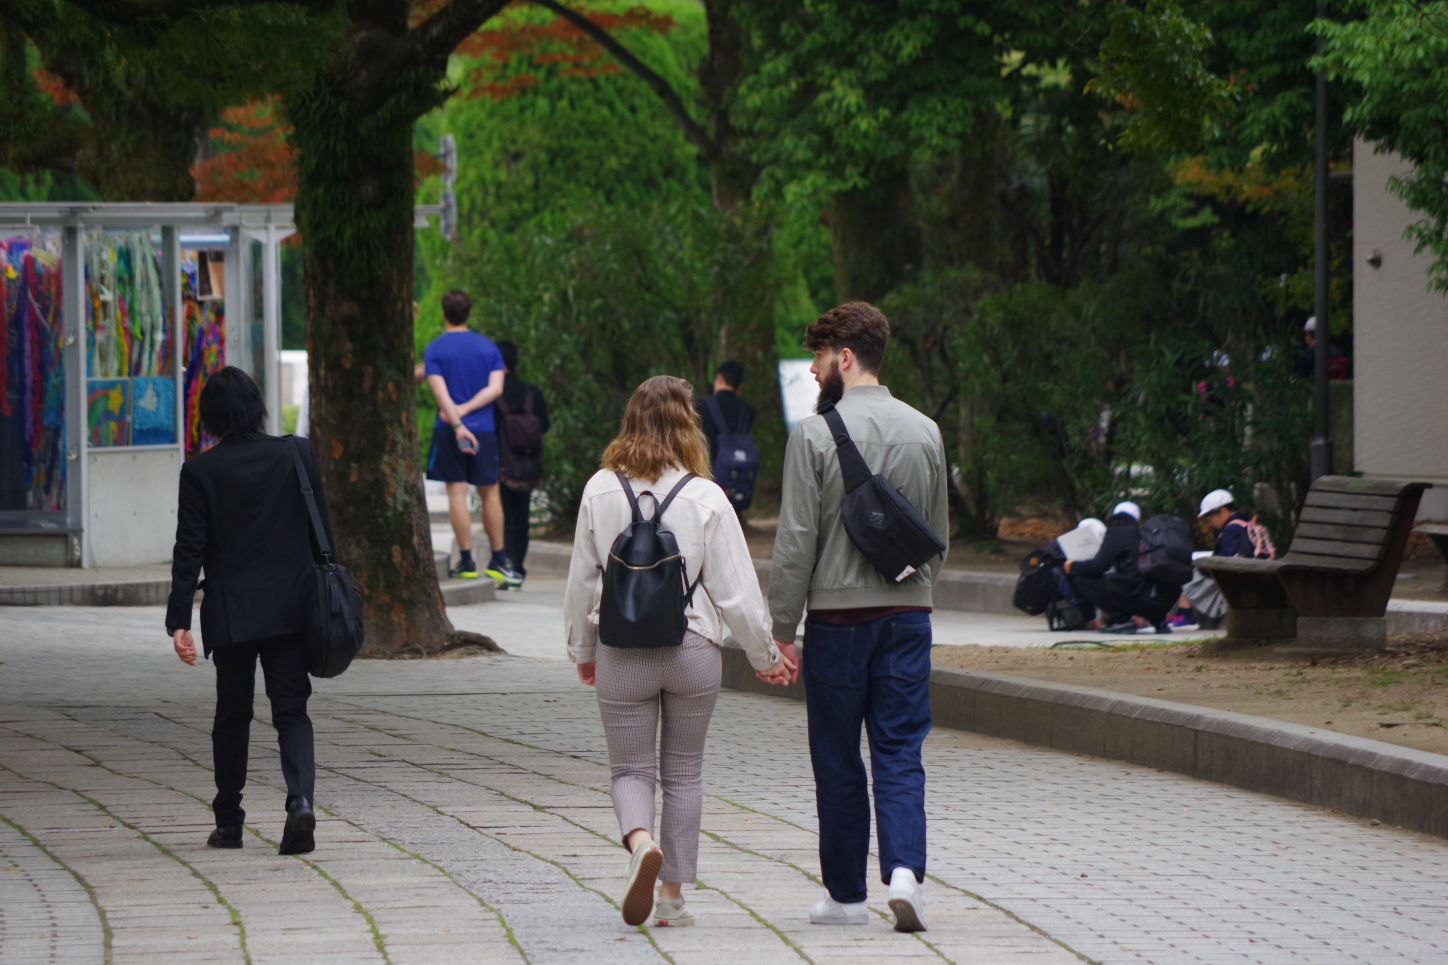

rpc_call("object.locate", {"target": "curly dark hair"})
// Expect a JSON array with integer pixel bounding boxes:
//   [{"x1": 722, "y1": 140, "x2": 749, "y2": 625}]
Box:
[{"x1": 804, "y1": 301, "x2": 890, "y2": 373}]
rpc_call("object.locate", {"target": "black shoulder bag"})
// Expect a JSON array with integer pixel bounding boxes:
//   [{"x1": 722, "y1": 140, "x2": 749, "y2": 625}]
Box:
[
  {"x1": 287, "y1": 437, "x2": 365, "y2": 677},
  {"x1": 820, "y1": 405, "x2": 946, "y2": 584}
]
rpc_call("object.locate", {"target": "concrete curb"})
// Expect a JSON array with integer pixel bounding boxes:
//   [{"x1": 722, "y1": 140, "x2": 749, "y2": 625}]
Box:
[{"x1": 718, "y1": 640, "x2": 1448, "y2": 839}]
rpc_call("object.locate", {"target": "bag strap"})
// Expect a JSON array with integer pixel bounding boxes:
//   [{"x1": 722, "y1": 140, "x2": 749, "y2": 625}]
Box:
[
  {"x1": 654, "y1": 472, "x2": 697, "y2": 521},
  {"x1": 701, "y1": 394, "x2": 728, "y2": 435},
  {"x1": 287, "y1": 436, "x2": 333, "y2": 563},
  {"x1": 820, "y1": 405, "x2": 873, "y2": 492},
  {"x1": 614, "y1": 471, "x2": 645, "y2": 524}
]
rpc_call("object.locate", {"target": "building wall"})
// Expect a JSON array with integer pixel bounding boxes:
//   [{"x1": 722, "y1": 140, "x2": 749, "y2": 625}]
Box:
[{"x1": 1352, "y1": 141, "x2": 1448, "y2": 518}]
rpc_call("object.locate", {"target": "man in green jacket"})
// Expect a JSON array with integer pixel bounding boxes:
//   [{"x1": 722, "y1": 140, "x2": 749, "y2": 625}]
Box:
[{"x1": 768, "y1": 301, "x2": 949, "y2": 933}]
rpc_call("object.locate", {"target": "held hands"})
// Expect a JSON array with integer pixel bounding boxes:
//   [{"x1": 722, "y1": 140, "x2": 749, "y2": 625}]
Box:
[
  {"x1": 755, "y1": 641, "x2": 799, "y2": 686},
  {"x1": 173, "y1": 629, "x2": 197, "y2": 666},
  {"x1": 577, "y1": 661, "x2": 596, "y2": 687}
]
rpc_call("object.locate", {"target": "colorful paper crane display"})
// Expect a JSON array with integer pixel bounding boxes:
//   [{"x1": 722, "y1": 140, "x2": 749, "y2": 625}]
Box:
[
  {"x1": 1, "y1": 236, "x2": 66, "y2": 512},
  {"x1": 84, "y1": 231, "x2": 175, "y2": 448}
]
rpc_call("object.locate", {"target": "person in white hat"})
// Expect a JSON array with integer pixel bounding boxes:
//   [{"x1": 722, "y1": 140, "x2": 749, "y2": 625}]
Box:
[
  {"x1": 1063, "y1": 500, "x2": 1173, "y2": 634},
  {"x1": 1175, "y1": 489, "x2": 1275, "y2": 629}
]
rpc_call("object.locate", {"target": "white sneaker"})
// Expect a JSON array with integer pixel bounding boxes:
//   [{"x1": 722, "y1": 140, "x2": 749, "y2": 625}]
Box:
[
  {"x1": 887, "y1": 867, "x2": 927, "y2": 933},
  {"x1": 810, "y1": 896, "x2": 869, "y2": 925},
  {"x1": 621, "y1": 842, "x2": 663, "y2": 926},
  {"x1": 653, "y1": 897, "x2": 695, "y2": 927}
]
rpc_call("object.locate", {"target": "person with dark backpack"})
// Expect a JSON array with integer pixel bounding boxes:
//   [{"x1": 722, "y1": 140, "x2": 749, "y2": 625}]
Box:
[
  {"x1": 1064, "y1": 501, "x2": 1178, "y2": 634},
  {"x1": 494, "y1": 341, "x2": 550, "y2": 583},
  {"x1": 564, "y1": 376, "x2": 793, "y2": 929},
  {"x1": 695, "y1": 360, "x2": 758, "y2": 514}
]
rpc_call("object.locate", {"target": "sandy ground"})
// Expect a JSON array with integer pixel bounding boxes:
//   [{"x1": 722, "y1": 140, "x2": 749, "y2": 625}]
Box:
[{"x1": 932, "y1": 634, "x2": 1448, "y2": 756}]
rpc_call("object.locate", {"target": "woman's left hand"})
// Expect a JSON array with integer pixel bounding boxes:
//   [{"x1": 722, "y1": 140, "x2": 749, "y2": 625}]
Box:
[
  {"x1": 577, "y1": 661, "x2": 596, "y2": 687},
  {"x1": 173, "y1": 629, "x2": 198, "y2": 666}
]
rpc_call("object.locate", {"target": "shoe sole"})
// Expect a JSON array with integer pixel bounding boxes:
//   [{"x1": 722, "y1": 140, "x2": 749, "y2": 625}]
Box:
[
  {"x1": 653, "y1": 916, "x2": 694, "y2": 927},
  {"x1": 622, "y1": 847, "x2": 662, "y2": 926},
  {"x1": 278, "y1": 812, "x2": 316, "y2": 856},
  {"x1": 451, "y1": 571, "x2": 479, "y2": 580},
  {"x1": 888, "y1": 896, "x2": 927, "y2": 933},
  {"x1": 483, "y1": 569, "x2": 523, "y2": 588}
]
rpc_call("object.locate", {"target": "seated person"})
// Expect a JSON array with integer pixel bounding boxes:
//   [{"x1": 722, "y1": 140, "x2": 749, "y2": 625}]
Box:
[
  {"x1": 1063, "y1": 501, "x2": 1175, "y2": 634},
  {"x1": 1176, "y1": 488, "x2": 1268, "y2": 628}
]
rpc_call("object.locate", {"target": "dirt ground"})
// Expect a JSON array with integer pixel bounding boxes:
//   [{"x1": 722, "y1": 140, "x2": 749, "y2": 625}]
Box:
[{"x1": 739, "y1": 515, "x2": 1448, "y2": 757}]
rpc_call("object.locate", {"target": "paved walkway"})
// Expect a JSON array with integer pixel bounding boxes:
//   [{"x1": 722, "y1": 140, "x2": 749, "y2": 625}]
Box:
[{"x1": 4, "y1": 587, "x2": 1448, "y2": 964}]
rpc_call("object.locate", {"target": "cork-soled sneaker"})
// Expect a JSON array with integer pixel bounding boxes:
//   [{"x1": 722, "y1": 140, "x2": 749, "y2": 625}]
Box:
[{"x1": 621, "y1": 842, "x2": 663, "y2": 926}]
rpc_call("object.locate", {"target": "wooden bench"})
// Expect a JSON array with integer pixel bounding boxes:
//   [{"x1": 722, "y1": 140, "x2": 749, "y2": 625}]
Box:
[
  {"x1": 1413, "y1": 523, "x2": 1448, "y2": 592},
  {"x1": 1197, "y1": 475, "x2": 1431, "y2": 649}
]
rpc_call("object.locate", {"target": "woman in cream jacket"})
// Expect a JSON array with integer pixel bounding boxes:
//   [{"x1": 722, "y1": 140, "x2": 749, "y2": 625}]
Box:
[{"x1": 564, "y1": 375, "x2": 793, "y2": 928}]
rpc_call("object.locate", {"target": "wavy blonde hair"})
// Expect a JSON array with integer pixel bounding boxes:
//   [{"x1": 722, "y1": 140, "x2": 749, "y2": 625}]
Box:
[{"x1": 601, "y1": 375, "x2": 711, "y2": 480}]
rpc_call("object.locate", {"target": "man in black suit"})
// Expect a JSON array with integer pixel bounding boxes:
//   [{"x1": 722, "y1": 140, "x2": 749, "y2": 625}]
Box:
[
  {"x1": 167, "y1": 367, "x2": 330, "y2": 855},
  {"x1": 695, "y1": 360, "x2": 754, "y2": 464}
]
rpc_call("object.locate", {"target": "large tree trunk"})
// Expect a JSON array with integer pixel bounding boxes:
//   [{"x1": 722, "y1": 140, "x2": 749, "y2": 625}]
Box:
[
  {"x1": 287, "y1": 10, "x2": 455, "y2": 655},
  {"x1": 830, "y1": 169, "x2": 921, "y2": 304}
]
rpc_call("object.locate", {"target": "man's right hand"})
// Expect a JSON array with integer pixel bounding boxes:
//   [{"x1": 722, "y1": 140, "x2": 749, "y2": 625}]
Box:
[
  {"x1": 455, "y1": 424, "x2": 479, "y2": 452},
  {"x1": 774, "y1": 640, "x2": 800, "y2": 685}
]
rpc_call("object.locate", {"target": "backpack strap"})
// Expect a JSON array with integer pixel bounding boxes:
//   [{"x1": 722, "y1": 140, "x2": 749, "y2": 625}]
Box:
[
  {"x1": 653, "y1": 472, "x2": 697, "y2": 521},
  {"x1": 613, "y1": 471, "x2": 645, "y2": 524},
  {"x1": 820, "y1": 405, "x2": 872, "y2": 493},
  {"x1": 701, "y1": 394, "x2": 729, "y2": 435}
]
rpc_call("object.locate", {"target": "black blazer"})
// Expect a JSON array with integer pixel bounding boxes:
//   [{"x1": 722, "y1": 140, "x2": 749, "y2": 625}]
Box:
[{"x1": 166, "y1": 434, "x2": 335, "y2": 653}]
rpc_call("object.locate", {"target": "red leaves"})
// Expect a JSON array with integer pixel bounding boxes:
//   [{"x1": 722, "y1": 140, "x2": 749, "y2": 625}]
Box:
[
  {"x1": 460, "y1": 4, "x2": 672, "y2": 100},
  {"x1": 32, "y1": 69, "x2": 79, "y2": 106}
]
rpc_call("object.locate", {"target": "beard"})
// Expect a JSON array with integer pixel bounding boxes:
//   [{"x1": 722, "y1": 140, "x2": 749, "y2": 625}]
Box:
[{"x1": 815, "y1": 359, "x2": 845, "y2": 413}]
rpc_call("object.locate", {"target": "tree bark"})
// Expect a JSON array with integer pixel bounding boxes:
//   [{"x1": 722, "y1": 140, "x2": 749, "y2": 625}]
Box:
[
  {"x1": 830, "y1": 168, "x2": 921, "y2": 304},
  {"x1": 288, "y1": 11, "x2": 451, "y2": 656}
]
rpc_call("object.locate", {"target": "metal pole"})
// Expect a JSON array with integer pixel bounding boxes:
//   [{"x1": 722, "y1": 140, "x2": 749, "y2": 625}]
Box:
[{"x1": 1309, "y1": 1, "x2": 1334, "y2": 480}]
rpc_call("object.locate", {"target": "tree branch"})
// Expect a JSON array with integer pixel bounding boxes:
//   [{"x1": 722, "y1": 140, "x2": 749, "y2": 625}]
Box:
[
  {"x1": 407, "y1": 0, "x2": 514, "y2": 64},
  {"x1": 524, "y1": 0, "x2": 720, "y2": 164}
]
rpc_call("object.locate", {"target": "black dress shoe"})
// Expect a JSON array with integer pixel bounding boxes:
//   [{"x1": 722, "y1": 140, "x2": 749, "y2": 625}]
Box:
[
  {"x1": 207, "y1": 825, "x2": 243, "y2": 849},
  {"x1": 278, "y1": 798, "x2": 316, "y2": 855}
]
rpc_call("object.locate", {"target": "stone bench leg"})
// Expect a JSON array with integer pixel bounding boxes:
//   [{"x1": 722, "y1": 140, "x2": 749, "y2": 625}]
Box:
[
  {"x1": 1294, "y1": 615, "x2": 1387, "y2": 651},
  {"x1": 1225, "y1": 607, "x2": 1296, "y2": 641}
]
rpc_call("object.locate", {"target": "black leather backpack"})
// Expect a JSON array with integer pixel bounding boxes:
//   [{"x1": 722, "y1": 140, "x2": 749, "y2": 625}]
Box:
[{"x1": 598, "y1": 472, "x2": 702, "y2": 649}]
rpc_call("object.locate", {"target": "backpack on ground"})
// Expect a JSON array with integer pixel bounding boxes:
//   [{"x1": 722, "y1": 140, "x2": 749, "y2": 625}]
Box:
[
  {"x1": 1225, "y1": 515, "x2": 1276, "y2": 560},
  {"x1": 1013, "y1": 551, "x2": 1060, "y2": 616},
  {"x1": 598, "y1": 472, "x2": 702, "y2": 649},
  {"x1": 700, "y1": 395, "x2": 759, "y2": 512},
  {"x1": 496, "y1": 390, "x2": 543, "y2": 492},
  {"x1": 1137, "y1": 513, "x2": 1194, "y2": 586}
]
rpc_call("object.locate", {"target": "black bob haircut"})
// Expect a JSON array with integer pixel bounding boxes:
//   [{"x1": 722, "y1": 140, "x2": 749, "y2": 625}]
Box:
[{"x1": 199, "y1": 366, "x2": 267, "y2": 439}]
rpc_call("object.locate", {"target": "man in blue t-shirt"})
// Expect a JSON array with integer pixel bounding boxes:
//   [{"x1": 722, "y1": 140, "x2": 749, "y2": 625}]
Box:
[{"x1": 421, "y1": 290, "x2": 522, "y2": 587}]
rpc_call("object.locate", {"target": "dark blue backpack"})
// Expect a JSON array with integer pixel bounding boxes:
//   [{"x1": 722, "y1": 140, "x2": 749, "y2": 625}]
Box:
[{"x1": 700, "y1": 395, "x2": 758, "y2": 512}]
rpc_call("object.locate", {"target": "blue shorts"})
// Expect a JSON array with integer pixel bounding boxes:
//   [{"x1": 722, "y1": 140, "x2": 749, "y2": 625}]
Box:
[{"x1": 427, "y1": 428, "x2": 500, "y2": 487}]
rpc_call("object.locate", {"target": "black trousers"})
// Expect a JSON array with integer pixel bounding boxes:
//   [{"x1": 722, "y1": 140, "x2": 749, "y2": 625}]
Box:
[
  {"x1": 210, "y1": 633, "x2": 314, "y2": 826},
  {"x1": 500, "y1": 484, "x2": 533, "y2": 576},
  {"x1": 1070, "y1": 574, "x2": 1173, "y2": 624}
]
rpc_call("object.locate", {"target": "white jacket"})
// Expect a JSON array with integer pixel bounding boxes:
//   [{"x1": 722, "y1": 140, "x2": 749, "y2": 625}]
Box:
[{"x1": 563, "y1": 466, "x2": 779, "y2": 671}]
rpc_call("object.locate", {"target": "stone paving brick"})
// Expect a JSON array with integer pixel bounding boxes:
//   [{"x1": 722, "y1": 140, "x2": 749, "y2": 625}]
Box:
[{"x1": 4, "y1": 603, "x2": 1448, "y2": 963}]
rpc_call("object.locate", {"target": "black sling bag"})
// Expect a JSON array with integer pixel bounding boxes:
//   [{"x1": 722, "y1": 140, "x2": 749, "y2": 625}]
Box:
[{"x1": 821, "y1": 405, "x2": 946, "y2": 584}]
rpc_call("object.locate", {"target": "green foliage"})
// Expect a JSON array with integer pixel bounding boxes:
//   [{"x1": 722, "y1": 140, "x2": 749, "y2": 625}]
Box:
[
  {"x1": 734, "y1": 0, "x2": 1024, "y2": 200},
  {"x1": 416, "y1": 2, "x2": 795, "y2": 513},
  {"x1": 1088, "y1": 0, "x2": 1236, "y2": 152},
  {"x1": 1317, "y1": 1, "x2": 1448, "y2": 291}
]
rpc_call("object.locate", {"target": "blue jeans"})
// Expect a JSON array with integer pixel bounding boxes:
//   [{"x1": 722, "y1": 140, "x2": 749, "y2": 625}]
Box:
[{"x1": 802, "y1": 610, "x2": 931, "y2": 903}]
